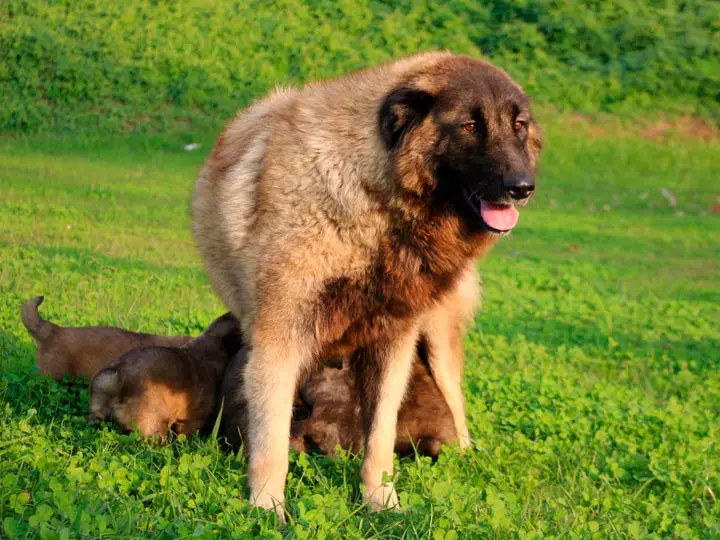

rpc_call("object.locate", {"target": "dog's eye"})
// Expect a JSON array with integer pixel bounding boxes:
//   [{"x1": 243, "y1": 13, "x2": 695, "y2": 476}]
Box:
[
  {"x1": 514, "y1": 119, "x2": 527, "y2": 132},
  {"x1": 462, "y1": 121, "x2": 476, "y2": 134}
]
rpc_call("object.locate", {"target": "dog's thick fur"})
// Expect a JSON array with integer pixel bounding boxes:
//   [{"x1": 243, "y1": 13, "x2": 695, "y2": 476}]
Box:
[
  {"x1": 219, "y1": 344, "x2": 455, "y2": 459},
  {"x1": 88, "y1": 313, "x2": 243, "y2": 439},
  {"x1": 192, "y1": 52, "x2": 542, "y2": 516},
  {"x1": 22, "y1": 296, "x2": 192, "y2": 380}
]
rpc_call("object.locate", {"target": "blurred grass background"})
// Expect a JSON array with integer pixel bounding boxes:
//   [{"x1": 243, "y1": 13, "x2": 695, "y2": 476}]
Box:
[{"x1": 1, "y1": 0, "x2": 718, "y2": 135}]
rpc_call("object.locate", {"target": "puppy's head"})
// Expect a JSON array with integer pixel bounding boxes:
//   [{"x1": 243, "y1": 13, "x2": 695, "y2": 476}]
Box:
[{"x1": 379, "y1": 55, "x2": 543, "y2": 235}]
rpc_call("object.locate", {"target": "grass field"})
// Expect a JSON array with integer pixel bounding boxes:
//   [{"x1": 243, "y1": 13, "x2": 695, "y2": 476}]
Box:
[{"x1": 1, "y1": 116, "x2": 719, "y2": 537}]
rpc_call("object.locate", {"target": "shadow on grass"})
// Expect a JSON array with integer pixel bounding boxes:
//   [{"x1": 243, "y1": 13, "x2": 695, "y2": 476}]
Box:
[{"x1": 2, "y1": 241, "x2": 204, "y2": 278}]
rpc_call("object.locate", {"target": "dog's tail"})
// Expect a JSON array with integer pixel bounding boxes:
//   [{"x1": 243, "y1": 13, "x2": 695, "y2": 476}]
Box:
[{"x1": 21, "y1": 296, "x2": 59, "y2": 342}]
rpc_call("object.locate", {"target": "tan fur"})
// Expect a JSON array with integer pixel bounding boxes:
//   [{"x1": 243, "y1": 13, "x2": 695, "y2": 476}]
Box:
[
  {"x1": 192, "y1": 52, "x2": 542, "y2": 518},
  {"x1": 88, "y1": 313, "x2": 243, "y2": 439},
  {"x1": 21, "y1": 296, "x2": 191, "y2": 380}
]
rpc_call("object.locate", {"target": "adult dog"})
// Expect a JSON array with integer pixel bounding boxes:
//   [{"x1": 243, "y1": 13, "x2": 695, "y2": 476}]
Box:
[{"x1": 192, "y1": 52, "x2": 542, "y2": 518}]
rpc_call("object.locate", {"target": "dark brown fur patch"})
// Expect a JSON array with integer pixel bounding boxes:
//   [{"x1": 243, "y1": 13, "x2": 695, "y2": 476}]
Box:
[{"x1": 317, "y1": 214, "x2": 496, "y2": 357}]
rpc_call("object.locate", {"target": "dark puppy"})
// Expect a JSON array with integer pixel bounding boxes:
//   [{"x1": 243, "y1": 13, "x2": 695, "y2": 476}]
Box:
[
  {"x1": 219, "y1": 341, "x2": 455, "y2": 459},
  {"x1": 89, "y1": 313, "x2": 243, "y2": 439},
  {"x1": 22, "y1": 296, "x2": 191, "y2": 380}
]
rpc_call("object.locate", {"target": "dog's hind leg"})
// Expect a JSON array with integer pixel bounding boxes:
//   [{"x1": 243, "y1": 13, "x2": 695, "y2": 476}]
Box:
[{"x1": 353, "y1": 324, "x2": 419, "y2": 511}]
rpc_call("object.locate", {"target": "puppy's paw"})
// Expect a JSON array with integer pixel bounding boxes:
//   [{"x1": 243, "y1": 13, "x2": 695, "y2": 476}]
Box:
[
  {"x1": 251, "y1": 490, "x2": 287, "y2": 524},
  {"x1": 362, "y1": 482, "x2": 400, "y2": 512}
]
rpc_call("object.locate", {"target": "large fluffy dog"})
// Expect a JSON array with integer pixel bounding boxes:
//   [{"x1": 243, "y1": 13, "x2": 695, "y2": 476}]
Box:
[{"x1": 192, "y1": 52, "x2": 542, "y2": 518}]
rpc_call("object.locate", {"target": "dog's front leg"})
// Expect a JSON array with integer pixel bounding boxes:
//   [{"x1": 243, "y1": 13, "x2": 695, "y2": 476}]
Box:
[
  {"x1": 354, "y1": 324, "x2": 419, "y2": 511},
  {"x1": 421, "y1": 266, "x2": 479, "y2": 450},
  {"x1": 244, "y1": 335, "x2": 310, "y2": 522},
  {"x1": 422, "y1": 307, "x2": 471, "y2": 449}
]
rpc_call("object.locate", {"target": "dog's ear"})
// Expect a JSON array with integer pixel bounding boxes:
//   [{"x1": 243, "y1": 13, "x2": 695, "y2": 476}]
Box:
[
  {"x1": 92, "y1": 368, "x2": 120, "y2": 396},
  {"x1": 379, "y1": 88, "x2": 435, "y2": 150},
  {"x1": 526, "y1": 118, "x2": 544, "y2": 171}
]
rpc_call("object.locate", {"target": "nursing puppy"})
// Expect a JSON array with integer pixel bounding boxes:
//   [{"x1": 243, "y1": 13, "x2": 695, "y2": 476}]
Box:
[
  {"x1": 218, "y1": 342, "x2": 455, "y2": 458},
  {"x1": 22, "y1": 296, "x2": 191, "y2": 380},
  {"x1": 298, "y1": 342, "x2": 456, "y2": 459},
  {"x1": 88, "y1": 313, "x2": 243, "y2": 439},
  {"x1": 193, "y1": 52, "x2": 542, "y2": 517}
]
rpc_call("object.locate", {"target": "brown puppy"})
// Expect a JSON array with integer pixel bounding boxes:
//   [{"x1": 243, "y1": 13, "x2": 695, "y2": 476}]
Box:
[
  {"x1": 22, "y1": 296, "x2": 191, "y2": 380},
  {"x1": 218, "y1": 342, "x2": 456, "y2": 459},
  {"x1": 89, "y1": 313, "x2": 243, "y2": 439},
  {"x1": 192, "y1": 52, "x2": 542, "y2": 516},
  {"x1": 298, "y1": 344, "x2": 456, "y2": 459}
]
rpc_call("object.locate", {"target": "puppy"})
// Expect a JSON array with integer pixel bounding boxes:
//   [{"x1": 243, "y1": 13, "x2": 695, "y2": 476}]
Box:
[
  {"x1": 89, "y1": 313, "x2": 243, "y2": 439},
  {"x1": 218, "y1": 340, "x2": 456, "y2": 459},
  {"x1": 193, "y1": 52, "x2": 542, "y2": 515},
  {"x1": 21, "y1": 296, "x2": 192, "y2": 380},
  {"x1": 298, "y1": 343, "x2": 456, "y2": 459}
]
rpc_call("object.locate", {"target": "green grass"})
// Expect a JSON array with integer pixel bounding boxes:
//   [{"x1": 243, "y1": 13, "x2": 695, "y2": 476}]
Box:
[{"x1": 1, "y1": 118, "x2": 719, "y2": 537}]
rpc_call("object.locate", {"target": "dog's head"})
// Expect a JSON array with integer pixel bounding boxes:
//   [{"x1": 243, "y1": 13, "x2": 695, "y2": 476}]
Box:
[{"x1": 379, "y1": 55, "x2": 543, "y2": 235}]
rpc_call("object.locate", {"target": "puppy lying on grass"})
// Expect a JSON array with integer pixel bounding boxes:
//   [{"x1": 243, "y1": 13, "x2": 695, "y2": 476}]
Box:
[
  {"x1": 220, "y1": 339, "x2": 456, "y2": 458},
  {"x1": 22, "y1": 296, "x2": 191, "y2": 380},
  {"x1": 89, "y1": 313, "x2": 243, "y2": 439}
]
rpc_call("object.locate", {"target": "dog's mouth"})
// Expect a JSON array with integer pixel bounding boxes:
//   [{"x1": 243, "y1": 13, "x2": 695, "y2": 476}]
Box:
[{"x1": 462, "y1": 188, "x2": 519, "y2": 235}]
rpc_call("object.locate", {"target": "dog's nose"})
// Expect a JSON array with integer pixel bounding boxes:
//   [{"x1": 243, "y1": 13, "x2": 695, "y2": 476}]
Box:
[{"x1": 504, "y1": 175, "x2": 535, "y2": 201}]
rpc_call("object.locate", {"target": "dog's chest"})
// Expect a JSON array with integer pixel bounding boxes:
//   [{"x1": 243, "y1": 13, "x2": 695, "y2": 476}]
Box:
[{"x1": 316, "y1": 218, "x2": 474, "y2": 353}]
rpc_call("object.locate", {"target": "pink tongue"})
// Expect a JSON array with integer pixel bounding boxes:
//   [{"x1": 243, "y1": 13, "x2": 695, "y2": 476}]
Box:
[{"x1": 480, "y1": 201, "x2": 519, "y2": 231}]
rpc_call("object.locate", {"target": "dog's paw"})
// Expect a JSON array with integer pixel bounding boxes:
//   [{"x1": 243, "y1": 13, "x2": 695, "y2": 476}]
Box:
[
  {"x1": 251, "y1": 490, "x2": 287, "y2": 524},
  {"x1": 457, "y1": 430, "x2": 472, "y2": 452},
  {"x1": 363, "y1": 482, "x2": 400, "y2": 512}
]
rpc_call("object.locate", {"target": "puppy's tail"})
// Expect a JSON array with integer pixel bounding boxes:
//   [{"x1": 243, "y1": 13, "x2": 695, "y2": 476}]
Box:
[{"x1": 21, "y1": 296, "x2": 58, "y2": 343}]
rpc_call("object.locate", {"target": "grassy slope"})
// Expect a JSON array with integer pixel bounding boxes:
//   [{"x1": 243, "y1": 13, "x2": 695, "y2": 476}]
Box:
[
  {"x1": 0, "y1": 120, "x2": 719, "y2": 537},
  {"x1": 2, "y1": 0, "x2": 718, "y2": 134}
]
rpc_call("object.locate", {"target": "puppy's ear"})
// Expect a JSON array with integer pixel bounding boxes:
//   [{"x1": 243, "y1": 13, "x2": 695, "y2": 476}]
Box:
[
  {"x1": 379, "y1": 88, "x2": 435, "y2": 150},
  {"x1": 92, "y1": 368, "x2": 120, "y2": 396},
  {"x1": 221, "y1": 330, "x2": 245, "y2": 358},
  {"x1": 526, "y1": 118, "x2": 544, "y2": 171}
]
